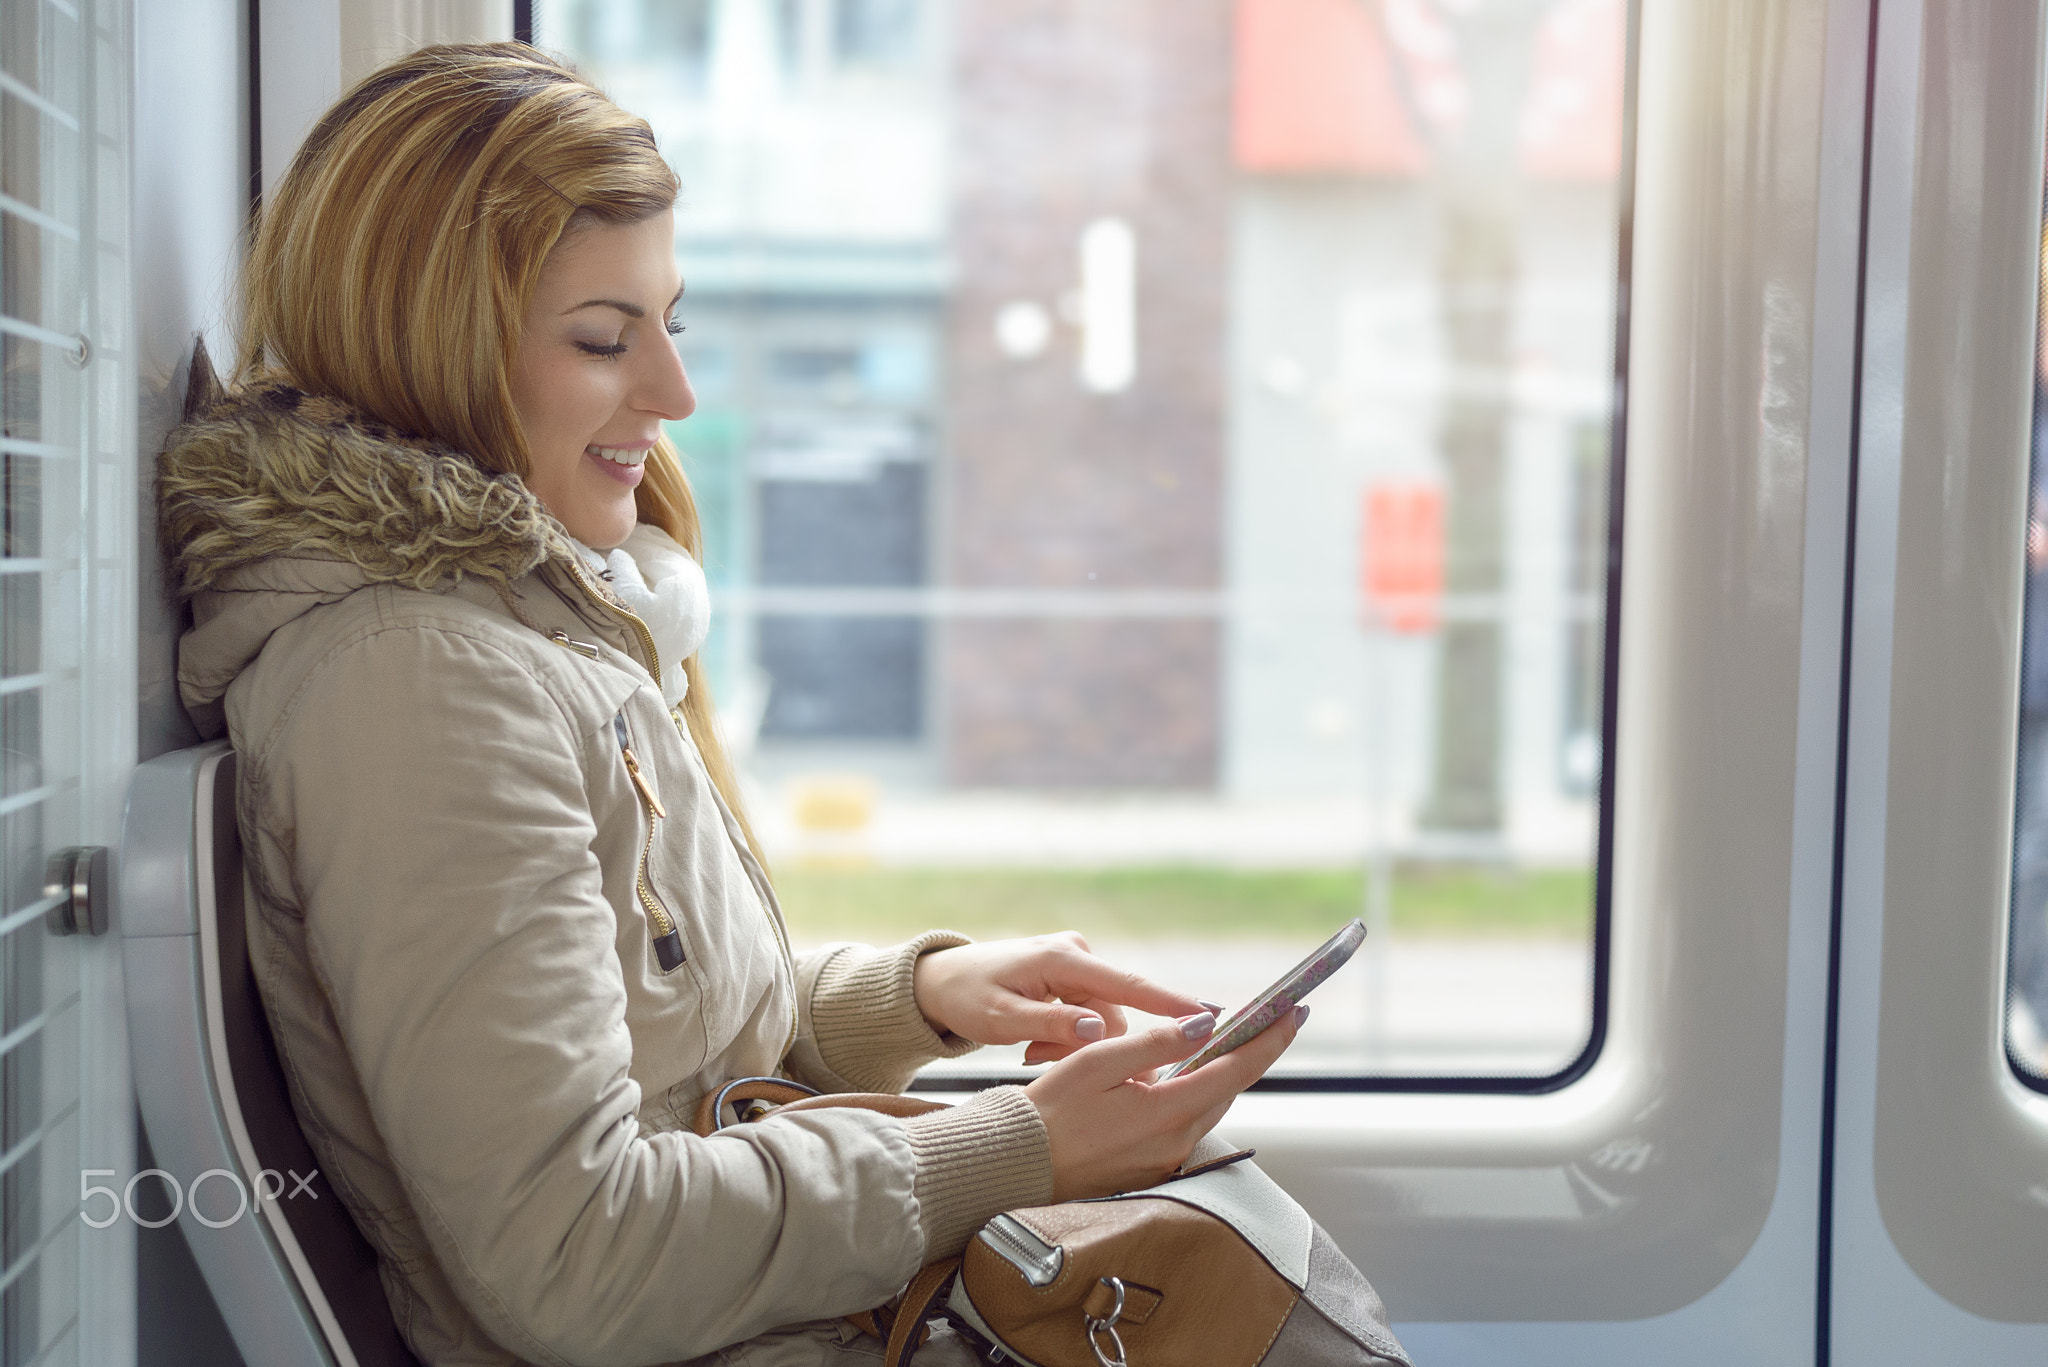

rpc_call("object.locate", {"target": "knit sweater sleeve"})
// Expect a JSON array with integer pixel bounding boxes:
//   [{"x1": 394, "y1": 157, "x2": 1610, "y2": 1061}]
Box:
[
  {"x1": 785, "y1": 933, "x2": 1056, "y2": 1257},
  {"x1": 786, "y1": 930, "x2": 982, "y2": 1095}
]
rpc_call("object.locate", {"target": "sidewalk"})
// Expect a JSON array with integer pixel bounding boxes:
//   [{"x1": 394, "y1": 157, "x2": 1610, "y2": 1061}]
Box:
[{"x1": 751, "y1": 786, "x2": 1596, "y2": 870}]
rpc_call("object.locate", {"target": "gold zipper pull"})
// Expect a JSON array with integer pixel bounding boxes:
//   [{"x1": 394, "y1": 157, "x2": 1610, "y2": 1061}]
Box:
[
  {"x1": 548, "y1": 630, "x2": 601, "y2": 660},
  {"x1": 623, "y1": 749, "x2": 667, "y2": 819},
  {"x1": 613, "y1": 714, "x2": 668, "y2": 818}
]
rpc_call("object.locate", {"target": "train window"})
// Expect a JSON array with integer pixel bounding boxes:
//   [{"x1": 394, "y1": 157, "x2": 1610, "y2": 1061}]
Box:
[
  {"x1": 2, "y1": 0, "x2": 131, "y2": 1358},
  {"x1": 2013, "y1": 205, "x2": 2048, "y2": 1089},
  {"x1": 538, "y1": 0, "x2": 1630, "y2": 1086}
]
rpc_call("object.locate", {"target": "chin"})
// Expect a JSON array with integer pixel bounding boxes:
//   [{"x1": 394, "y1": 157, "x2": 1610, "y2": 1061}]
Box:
[{"x1": 569, "y1": 504, "x2": 640, "y2": 551}]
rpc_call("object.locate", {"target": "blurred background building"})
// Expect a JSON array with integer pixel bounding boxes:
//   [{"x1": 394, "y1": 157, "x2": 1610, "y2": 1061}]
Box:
[{"x1": 539, "y1": 0, "x2": 1626, "y2": 1077}]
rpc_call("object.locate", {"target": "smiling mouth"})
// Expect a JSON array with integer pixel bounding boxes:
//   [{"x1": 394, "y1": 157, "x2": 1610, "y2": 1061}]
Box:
[{"x1": 587, "y1": 443, "x2": 653, "y2": 467}]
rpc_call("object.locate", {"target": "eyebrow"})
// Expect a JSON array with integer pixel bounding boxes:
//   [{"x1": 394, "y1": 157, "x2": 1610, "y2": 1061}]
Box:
[{"x1": 562, "y1": 284, "x2": 686, "y2": 319}]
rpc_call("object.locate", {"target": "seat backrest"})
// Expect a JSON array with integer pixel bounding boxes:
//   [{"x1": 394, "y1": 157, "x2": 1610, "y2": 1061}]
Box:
[{"x1": 123, "y1": 743, "x2": 422, "y2": 1367}]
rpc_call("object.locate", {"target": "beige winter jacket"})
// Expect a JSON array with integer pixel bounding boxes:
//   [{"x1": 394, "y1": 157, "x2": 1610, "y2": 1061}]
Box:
[{"x1": 159, "y1": 381, "x2": 1054, "y2": 1367}]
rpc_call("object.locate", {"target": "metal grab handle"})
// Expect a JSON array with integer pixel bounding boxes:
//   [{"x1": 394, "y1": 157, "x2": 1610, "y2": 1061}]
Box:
[
  {"x1": 44, "y1": 845, "x2": 108, "y2": 935},
  {"x1": 1085, "y1": 1276, "x2": 1128, "y2": 1367}
]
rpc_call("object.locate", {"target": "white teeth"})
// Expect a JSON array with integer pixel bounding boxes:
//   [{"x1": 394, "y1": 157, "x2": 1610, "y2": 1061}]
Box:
[{"x1": 587, "y1": 444, "x2": 651, "y2": 467}]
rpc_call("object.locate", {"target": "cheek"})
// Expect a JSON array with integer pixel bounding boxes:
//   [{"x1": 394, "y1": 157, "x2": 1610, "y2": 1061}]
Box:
[
  {"x1": 515, "y1": 357, "x2": 618, "y2": 474},
  {"x1": 521, "y1": 357, "x2": 600, "y2": 442}
]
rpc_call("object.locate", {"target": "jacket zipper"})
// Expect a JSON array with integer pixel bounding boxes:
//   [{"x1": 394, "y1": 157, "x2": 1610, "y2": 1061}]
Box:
[
  {"x1": 557, "y1": 558, "x2": 689, "y2": 972},
  {"x1": 616, "y1": 712, "x2": 687, "y2": 973},
  {"x1": 673, "y1": 703, "x2": 799, "y2": 1055},
  {"x1": 561, "y1": 556, "x2": 665, "y2": 683}
]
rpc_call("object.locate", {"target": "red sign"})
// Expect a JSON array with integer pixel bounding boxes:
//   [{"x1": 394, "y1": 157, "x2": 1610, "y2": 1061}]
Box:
[
  {"x1": 1362, "y1": 483, "x2": 1444, "y2": 633},
  {"x1": 1232, "y1": 0, "x2": 1427, "y2": 176}
]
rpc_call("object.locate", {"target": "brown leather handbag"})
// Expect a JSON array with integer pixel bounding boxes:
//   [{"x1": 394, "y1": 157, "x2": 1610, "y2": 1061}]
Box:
[{"x1": 696, "y1": 1079, "x2": 1412, "y2": 1367}]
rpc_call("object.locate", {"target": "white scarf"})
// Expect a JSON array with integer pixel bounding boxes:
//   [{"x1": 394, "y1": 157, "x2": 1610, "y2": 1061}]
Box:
[{"x1": 568, "y1": 525, "x2": 711, "y2": 708}]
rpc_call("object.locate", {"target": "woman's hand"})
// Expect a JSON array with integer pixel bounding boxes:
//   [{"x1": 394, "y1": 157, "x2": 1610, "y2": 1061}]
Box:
[
  {"x1": 1025, "y1": 1007, "x2": 1304, "y2": 1200},
  {"x1": 912, "y1": 932, "x2": 1211, "y2": 1063}
]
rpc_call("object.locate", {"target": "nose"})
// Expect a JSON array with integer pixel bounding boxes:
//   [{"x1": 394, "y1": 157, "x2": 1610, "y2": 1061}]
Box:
[{"x1": 636, "y1": 327, "x2": 696, "y2": 423}]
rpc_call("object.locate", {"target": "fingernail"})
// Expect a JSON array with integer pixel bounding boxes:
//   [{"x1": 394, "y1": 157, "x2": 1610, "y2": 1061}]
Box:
[
  {"x1": 1180, "y1": 1012, "x2": 1217, "y2": 1040},
  {"x1": 1075, "y1": 1015, "x2": 1105, "y2": 1042},
  {"x1": 1293, "y1": 1004, "x2": 1311, "y2": 1028},
  {"x1": 1197, "y1": 1000, "x2": 1227, "y2": 1015}
]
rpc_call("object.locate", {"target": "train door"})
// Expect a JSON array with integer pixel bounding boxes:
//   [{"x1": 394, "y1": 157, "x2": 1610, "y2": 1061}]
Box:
[
  {"x1": 1825, "y1": 0, "x2": 2048, "y2": 1360},
  {"x1": 1233, "y1": 0, "x2": 2048, "y2": 1361}
]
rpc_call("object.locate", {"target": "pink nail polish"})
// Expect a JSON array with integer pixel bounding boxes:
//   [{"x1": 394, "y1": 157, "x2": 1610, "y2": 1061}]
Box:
[
  {"x1": 1197, "y1": 999, "x2": 1227, "y2": 1015},
  {"x1": 1180, "y1": 1012, "x2": 1217, "y2": 1040},
  {"x1": 1293, "y1": 1004, "x2": 1311, "y2": 1028},
  {"x1": 1075, "y1": 1015, "x2": 1105, "y2": 1042}
]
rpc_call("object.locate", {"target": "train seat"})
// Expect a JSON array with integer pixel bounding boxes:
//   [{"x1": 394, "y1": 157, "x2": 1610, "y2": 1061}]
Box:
[{"x1": 122, "y1": 741, "x2": 421, "y2": 1367}]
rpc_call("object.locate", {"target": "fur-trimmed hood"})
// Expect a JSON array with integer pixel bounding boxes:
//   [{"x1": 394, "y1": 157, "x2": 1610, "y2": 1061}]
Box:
[
  {"x1": 159, "y1": 348, "x2": 573, "y2": 601},
  {"x1": 158, "y1": 347, "x2": 579, "y2": 725}
]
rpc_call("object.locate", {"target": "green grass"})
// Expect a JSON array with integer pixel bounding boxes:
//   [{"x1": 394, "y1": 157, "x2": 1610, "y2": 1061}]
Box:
[{"x1": 770, "y1": 864, "x2": 1593, "y2": 943}]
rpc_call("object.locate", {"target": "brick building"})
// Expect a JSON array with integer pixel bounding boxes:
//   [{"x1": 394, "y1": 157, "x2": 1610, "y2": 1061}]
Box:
[{"x1": 941, "y1": 0, "x2": 1233, "y2": 787}]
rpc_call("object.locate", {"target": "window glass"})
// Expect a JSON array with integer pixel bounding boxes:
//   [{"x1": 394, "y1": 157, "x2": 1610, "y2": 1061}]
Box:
[
  {"x1": 2, "y1": 0, "x2": 127, "y2": 1356},
  {"x1": 540, "y1": 0, "x2": 1630, "y2": 1082},
  {"x1": 2011, "y1": 203, "x2": 2048, "y2": 1087}
]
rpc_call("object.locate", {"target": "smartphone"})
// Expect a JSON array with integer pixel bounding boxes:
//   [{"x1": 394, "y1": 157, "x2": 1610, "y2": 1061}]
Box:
[{"x1": 1162, "y1": 917, "x2": 1367, "y2": 1079}]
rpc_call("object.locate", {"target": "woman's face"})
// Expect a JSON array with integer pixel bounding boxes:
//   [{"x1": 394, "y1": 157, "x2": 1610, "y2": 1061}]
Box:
[{"x1": 510, "y1": 210, "x2": 694, "y2": 549}]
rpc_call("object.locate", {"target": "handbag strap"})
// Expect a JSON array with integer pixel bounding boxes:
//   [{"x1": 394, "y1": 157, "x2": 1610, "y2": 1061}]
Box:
[
  {"x1": 883, "y1": 1256, "x2": 963, "y2": 1367},
  {"x1": 778, "y1": 1091, "x2": 953, "y2": 1122},
  {"x1": 692, "y1": 1076, "x2": 822, "y2": 1136},
  {"x1": 693, "y1": 1076, "x2": 959, "y2": 1359},
  {"x1": 694, "y1": 1076, "x2": 955, "y2": 1138}
]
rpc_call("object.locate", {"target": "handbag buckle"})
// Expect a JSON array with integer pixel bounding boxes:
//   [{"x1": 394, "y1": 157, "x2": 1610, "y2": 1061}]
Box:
[{"x1": 1085, "y1": 1277, "x2": 1129, "y2": 1367}]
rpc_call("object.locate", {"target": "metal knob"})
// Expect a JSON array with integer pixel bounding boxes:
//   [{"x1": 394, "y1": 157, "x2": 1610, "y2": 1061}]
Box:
[{"x1": 44, "y1": 846, "x2": 109, "y2": 936}]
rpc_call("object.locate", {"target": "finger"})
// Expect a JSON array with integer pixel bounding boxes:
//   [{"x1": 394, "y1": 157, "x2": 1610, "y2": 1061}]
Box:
[
  {"x1": 1182, "y1": 1090, "x2": 1241, "y2": 1150},
  {"x1": 1061, "y1": 997, "x2": 1130, "y2": 1040},
  {"x1": 1039, "y1": 951, "x2": 1204, "y2": 1021},
  {"x1": 1155, "y1": 1006, "x2": 1302, "y2": 1115},
  {"x1": 1210, "y1": 1004, "x2": 1303, "y2": 1082},
  {"x1": 1017, "y1": 997, "x2": 1113, "y2": 1046},
  {"x1": 975, "y1": 993, "x2": 1115, "y2": 1049},
  {"x1": 1061, "y1": 1013, "x2": 1217, "y2": 1090},
  {"x1": 1024, "y1": 1040, "x2": 1081, "y2": 1065}
]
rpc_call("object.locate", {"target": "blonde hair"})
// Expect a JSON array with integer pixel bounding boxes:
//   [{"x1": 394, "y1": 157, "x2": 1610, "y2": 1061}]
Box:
[{"x1": 238, "y1": 42, "x2": 763, "y2": 863}]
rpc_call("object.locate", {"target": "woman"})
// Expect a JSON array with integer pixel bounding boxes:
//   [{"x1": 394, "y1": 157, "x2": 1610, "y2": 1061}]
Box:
[{"x1": 159, "y1": 44, "x2": 1301, "y2": 1366}]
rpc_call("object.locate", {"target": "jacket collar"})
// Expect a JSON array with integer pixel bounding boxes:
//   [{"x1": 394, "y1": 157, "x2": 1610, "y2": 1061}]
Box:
[
  {"x1": 158, "y1": 353, "x2": 604, "y2": 728},
  {"x1": 159, "y1": 360, "x2": 575, "y2": 603}
]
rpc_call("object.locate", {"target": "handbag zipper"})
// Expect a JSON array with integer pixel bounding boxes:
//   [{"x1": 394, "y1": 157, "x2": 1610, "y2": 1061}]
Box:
[
  {"x1": 977, "y1": 1213, "x2": 1064, "y2": 1288},
  {"x1": 615, "y1": 711, "x2": 686, "y2": 973}
]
